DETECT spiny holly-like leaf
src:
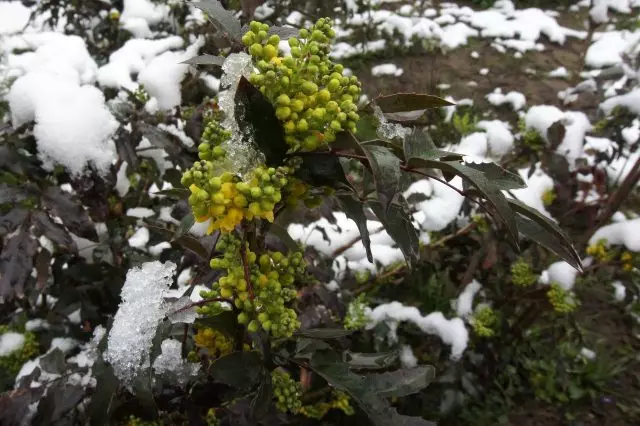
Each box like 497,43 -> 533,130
33,382 -> 85,425
369,201 -> 419,266
295,328 -> 354,339
336,195 -> 373,263
174,213 -> 195,239
138,122 -> 184,157
235,77 -> 289,166
363,145 -> 402,211
32,211 -> 76,252
464,162 -> 525,190
89,360 -> 118,426
191,0 -> 242,40
146,221 -> 210,261
427,161 -> 519,248
363,366 -> 436,398
181,54 -> 225,66
0,209 -> 28,238
267,223 -> 300,252
42,187 -> 98,242
294,153 -> 351,190
507,198 -> 582,271
367,93 -> 454,114
309,351 -> 436,426
344,350 -> 399,370
0,229 -> 37,300
250,371 -> 274,421
211,351 -> 263,389
403,127 -> 463,166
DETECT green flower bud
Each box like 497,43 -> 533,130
249,43 -> 263,57
268,34 -> 280,46
276,106 -> 291,120
302,81 -> 318,95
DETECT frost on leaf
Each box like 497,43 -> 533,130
218,52 -> 265,176
104,261 -> 176,388
152,339 -> 200,387
373,104 -> 411,140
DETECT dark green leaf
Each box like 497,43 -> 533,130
211,351 -> 263,389
191,0 -> 242,39
294,153 -> 351,190
0,184 -> 27,205
547,120 -> 566,150
32,211 -> 76,252
39,349 -> 66,375
344,350 -> 399,370
363,145 -> 402,211
235,77 -> 289,166
295,328 -> 354,339
464,162 -> 525,190
369,201 -> 419,266
355,114 -> 380,141
309,351 -> 435,426
132,373 -> 158,416
363,366 -> 436,397
333,131 -> 367,157
181,54 -> 225,66
145,221 -> 210,261
174,213 -> 195,239
89,360 -> 118,426
294,338 -> 331,360
0,229 -> 37,300
43,187 -> 98,242
0,209 -> 28,238
428,161 -> 519,248
368,93 -> 454,114
153,188 -> 189,199
250,371 -> 273,420
267,223 -> 300,252
508,198 -> 582,271
403,127 -> 463,166
336,195 -> 373,263
34,382 -> 85,425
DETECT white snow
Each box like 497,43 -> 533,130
476,120 -> 515,157
540,261 -> 579,291
600,89 -> 640,115
0,2 -> 32,35
128,227 -> 150,248
127,208 -> 155,218
366,301 -> 468,359
399,345 -> 418,368
589,218 -> 640,251
371,63 -> 404,77
508,164 -> 555,218
0,332 -> 25,356
6,33 -> 118,176
487,89 -> 526,111
611,281 -> 627,301
455,280 -> 482,318
549,66 -> 569,78
105,261 -> 176,388
149,242 -> 172,256
152,339 -> 199,386
50,337 -> 78,354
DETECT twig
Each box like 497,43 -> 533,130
430,222 -> 477,247
332,226 -> 384,257
240,230 -> 255,299
170,297 -> 231,315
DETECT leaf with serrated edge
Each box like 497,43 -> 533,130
267,223 -> 300,252
309,351 -> 435,426
181,54 -> 225,66
403,127 -> 462,165
464,162 -> 525,190
191,0 -> 242,39
508,198 -> 582,271
363,366 -> 436,398
344,350 -> 399,370
336,195 -> 373,262
366,93 -> 454,114
424,160 -> 519,249
363,145 -> 402,212
369,201 -> 419,266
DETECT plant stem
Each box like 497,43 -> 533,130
169,297 -> 231,315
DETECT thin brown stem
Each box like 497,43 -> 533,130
332,226 -> 384,257
170,297 -> 231,315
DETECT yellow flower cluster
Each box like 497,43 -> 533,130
193,327 -> 233,359
299,389 -> 355,419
